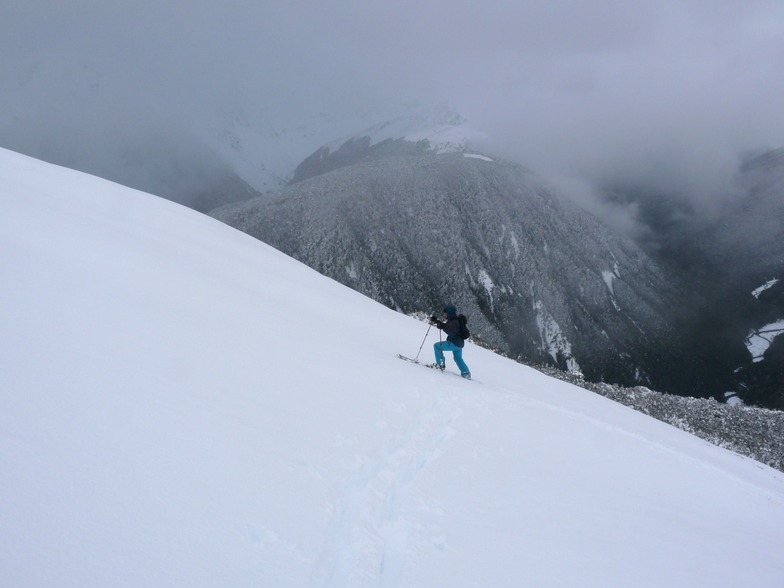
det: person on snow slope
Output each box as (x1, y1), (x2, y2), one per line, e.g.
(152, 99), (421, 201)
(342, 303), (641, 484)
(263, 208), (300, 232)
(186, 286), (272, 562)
(430, 304), (471, 379)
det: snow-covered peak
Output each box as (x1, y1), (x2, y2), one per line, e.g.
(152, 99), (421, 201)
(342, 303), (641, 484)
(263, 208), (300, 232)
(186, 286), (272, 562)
(322, 102), (483, 155)
(205, 103), (485, 191)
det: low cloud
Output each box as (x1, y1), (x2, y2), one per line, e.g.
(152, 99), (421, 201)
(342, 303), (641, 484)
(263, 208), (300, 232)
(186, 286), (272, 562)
(2, 0), (783, 214)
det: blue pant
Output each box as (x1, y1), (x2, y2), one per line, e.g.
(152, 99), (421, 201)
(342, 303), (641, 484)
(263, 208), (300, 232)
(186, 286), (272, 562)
(434, 341), (470, 375)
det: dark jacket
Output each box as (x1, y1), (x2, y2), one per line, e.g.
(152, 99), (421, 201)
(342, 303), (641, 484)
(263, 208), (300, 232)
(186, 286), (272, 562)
(435, 305), (464, 348)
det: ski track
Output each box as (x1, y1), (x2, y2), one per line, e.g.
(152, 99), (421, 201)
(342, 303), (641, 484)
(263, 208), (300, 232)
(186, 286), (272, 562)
(309, 392), (462, 587)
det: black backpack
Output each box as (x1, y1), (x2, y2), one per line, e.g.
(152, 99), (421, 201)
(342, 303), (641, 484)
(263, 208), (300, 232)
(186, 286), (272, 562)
(457, 314), (470, 340)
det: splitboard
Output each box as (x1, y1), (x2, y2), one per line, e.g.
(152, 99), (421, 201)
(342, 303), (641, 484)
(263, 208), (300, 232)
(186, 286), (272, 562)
(396, 354), (474, 381)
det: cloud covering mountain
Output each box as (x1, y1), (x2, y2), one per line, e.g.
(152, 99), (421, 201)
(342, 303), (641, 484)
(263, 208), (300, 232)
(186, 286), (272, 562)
(2, 1), (783, 213)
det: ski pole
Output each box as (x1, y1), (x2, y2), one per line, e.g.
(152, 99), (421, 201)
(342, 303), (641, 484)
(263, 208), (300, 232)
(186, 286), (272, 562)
(413, 322), (433, 362)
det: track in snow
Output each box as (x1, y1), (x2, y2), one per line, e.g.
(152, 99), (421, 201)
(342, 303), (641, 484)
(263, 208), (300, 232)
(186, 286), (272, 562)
(309, 395), (462, 587)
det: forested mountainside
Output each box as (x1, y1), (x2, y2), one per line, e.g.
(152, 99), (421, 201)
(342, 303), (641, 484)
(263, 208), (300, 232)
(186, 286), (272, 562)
(212, 144), (703, 395)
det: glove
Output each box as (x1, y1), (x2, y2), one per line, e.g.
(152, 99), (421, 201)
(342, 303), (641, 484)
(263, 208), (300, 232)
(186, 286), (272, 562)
(430, 315), (438, 323)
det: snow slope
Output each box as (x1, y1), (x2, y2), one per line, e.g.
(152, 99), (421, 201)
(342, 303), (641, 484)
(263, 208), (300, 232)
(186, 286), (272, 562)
(2, 147), (784, 587)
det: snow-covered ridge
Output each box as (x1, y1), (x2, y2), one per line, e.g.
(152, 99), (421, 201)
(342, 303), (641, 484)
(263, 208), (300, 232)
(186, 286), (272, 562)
(3, 148), (784, 587)
(321, 103), (484, 156)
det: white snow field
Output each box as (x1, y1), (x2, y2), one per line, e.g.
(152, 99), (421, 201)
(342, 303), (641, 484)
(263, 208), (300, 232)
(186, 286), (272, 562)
(2, 147), (784, 587)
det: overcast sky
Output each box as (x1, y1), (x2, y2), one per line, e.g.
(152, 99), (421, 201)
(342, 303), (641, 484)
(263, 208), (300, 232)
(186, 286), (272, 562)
(2, 0), (784, 203)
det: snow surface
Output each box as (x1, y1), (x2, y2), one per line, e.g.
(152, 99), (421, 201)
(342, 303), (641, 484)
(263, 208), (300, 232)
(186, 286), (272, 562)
(2, 147), (784, 587)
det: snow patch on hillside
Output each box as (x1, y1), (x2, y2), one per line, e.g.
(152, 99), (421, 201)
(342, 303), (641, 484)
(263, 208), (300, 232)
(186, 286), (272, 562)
(746, 320), (784, 361)
(478, 269), (495, 311)
(602, 264), (622, 311)
(752, 278), (780, 299)
(533, 300), (581, 374)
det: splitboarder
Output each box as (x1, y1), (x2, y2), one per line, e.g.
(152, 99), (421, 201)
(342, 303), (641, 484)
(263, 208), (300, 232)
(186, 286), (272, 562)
(431, 305), (471, 379)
